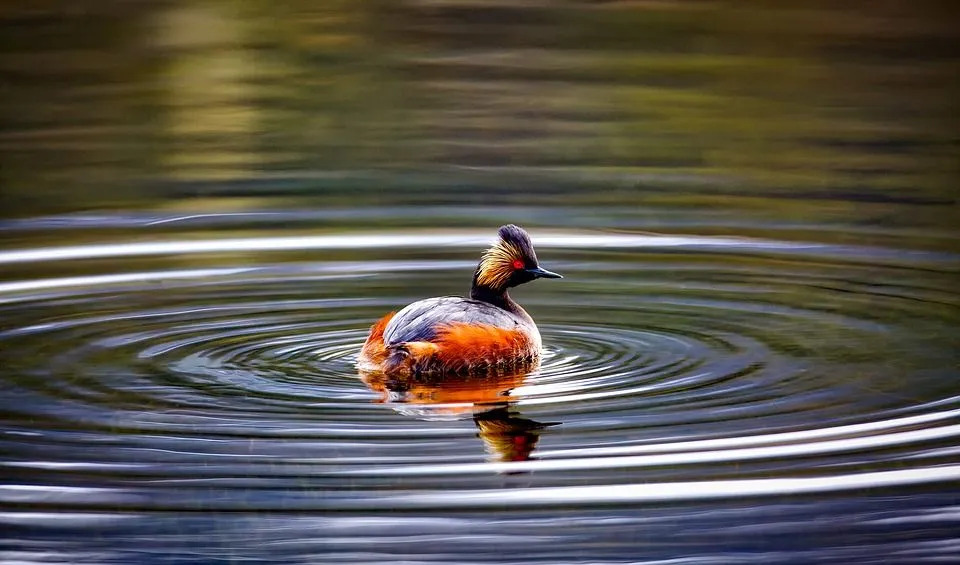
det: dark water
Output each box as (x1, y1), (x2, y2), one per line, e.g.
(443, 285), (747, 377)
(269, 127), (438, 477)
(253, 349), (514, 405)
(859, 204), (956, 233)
(2, 226), (958, 563)
(2, 2), (959, 564)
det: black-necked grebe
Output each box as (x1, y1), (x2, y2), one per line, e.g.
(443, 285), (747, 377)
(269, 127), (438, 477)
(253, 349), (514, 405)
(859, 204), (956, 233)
(358, 224), (561, 376)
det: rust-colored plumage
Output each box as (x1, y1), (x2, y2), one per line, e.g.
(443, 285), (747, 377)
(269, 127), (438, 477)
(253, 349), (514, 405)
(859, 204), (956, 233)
(358, 311), (395, 367)
(357, 225), (561, 377)
(378, 322), (539, 377)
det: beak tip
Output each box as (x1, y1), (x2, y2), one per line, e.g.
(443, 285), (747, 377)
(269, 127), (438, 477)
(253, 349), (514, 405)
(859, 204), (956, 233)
(528, 267), (562, 279)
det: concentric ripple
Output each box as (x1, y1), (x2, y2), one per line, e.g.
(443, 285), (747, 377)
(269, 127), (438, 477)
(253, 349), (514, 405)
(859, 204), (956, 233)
(1, 228), (959, 563)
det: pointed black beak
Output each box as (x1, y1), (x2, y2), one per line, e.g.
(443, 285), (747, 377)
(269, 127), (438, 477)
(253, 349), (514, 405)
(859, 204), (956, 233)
(526, 266), (562, 279)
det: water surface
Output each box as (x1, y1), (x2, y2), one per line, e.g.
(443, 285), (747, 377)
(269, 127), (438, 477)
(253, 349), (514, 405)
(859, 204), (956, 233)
(2, 220), (958, 563)
(1, 1), (959, 563)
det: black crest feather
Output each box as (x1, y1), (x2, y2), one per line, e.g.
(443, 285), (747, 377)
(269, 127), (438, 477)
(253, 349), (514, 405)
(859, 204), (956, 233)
(497, 224), (537, 262)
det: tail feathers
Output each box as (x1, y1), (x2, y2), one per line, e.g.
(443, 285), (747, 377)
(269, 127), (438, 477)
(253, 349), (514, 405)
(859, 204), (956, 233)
(357, 312), (395, 368)
(383, 341), (440, 375)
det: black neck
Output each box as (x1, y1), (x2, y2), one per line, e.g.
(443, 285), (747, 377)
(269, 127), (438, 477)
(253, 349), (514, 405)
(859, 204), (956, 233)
(470, 274), (533, 323)
(470, 283), (513, 310)
(470, 270), (520, 311)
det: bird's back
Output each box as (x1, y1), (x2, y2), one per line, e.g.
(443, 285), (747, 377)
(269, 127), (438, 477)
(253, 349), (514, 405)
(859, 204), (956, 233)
(383, 296), (527, 345)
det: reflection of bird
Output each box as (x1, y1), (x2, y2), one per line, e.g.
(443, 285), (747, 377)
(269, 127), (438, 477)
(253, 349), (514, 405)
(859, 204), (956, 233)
(474, 406), (554, 463)
(360, 369), (554, 463)
(358, 225), (561, 377)
(361, 370), (527, 410)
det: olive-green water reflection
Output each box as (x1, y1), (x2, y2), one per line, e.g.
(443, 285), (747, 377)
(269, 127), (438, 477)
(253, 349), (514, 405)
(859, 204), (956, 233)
(1, 1), (957, 233)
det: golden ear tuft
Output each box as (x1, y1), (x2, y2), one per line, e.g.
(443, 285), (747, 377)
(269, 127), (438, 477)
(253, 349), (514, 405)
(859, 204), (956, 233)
(476, 238), (523, 289)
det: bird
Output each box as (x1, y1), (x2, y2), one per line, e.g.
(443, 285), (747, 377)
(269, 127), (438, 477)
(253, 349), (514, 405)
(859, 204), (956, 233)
(358, 224), (561, 377)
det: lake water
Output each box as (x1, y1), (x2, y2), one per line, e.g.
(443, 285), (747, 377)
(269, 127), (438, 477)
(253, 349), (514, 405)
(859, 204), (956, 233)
(1, 2), (958, 564)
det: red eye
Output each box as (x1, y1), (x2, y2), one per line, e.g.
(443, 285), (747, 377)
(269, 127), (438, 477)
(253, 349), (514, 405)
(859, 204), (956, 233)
(512, 259), (525, 270)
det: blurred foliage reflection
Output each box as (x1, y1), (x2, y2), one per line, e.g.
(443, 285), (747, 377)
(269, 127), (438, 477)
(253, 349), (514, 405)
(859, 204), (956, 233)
(0, 1), (957, 225)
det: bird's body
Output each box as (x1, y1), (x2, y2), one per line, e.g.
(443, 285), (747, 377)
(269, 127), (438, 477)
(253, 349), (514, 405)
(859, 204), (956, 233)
(358, 225), (560, 377)
(383, 296), (537, 347)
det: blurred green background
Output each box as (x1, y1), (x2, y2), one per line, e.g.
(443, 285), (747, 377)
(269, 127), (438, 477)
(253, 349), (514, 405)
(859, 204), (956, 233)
(0, 0), (957, 239)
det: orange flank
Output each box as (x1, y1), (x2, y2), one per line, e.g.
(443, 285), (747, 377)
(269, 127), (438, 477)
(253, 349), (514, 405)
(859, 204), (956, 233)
(431, 322), (537, 373)
(359, 321), (539, 377)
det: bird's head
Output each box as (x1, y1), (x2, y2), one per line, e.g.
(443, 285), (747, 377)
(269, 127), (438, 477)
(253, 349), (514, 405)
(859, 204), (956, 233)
(473, 224), (562, 292)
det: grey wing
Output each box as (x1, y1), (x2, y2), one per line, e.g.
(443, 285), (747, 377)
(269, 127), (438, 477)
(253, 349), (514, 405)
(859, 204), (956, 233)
(382, 296), (522, 345)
